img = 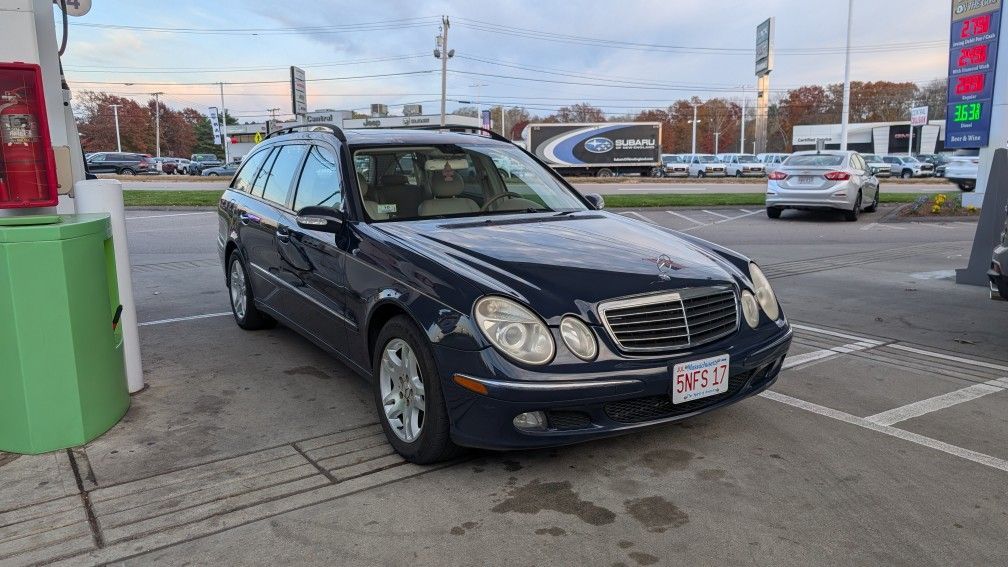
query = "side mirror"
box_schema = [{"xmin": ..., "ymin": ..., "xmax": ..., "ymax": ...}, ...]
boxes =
[
  {"xmin": 296, "ymin": 206, "xmax": 344, "ymax": 232},
  {"xmin": 583, "ymin": 193, "xmax": 605, "ymax": 210}
]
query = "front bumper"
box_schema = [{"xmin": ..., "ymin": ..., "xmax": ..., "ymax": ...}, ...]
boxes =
[{"xmin": 436, "ymin": 325, "xmax": 793, "ymax": 450}]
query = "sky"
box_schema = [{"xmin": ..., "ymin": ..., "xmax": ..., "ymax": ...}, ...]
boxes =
[{"xmin": 60, "ymin": 0, "xmax": 952, "ymax": 122}]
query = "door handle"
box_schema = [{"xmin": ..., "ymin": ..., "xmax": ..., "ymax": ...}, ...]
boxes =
[
  {"xmin": 240, "ymin": 213, "xmax": 261, "ymax": 225},
  {"xmin": 276, "ymin": 224, "xmax": 292, "ymax": 242}
]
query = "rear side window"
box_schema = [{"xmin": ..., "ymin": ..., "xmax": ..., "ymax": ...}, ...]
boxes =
[
  {"xmin": 232, "ymin": 148, "xmax": 272, "ymax": 193},
  {"xmin": 261, "ymin": 145, "xmax": 307, "ymax": 206},
  {"xmin": 293, "ymin": 145, "xmax": 342, "ymax": 211}
]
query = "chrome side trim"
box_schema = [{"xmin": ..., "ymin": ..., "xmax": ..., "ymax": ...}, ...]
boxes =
[{"xmin": 249, "ymin": 263, "xmax": 356, "ymax": 329}]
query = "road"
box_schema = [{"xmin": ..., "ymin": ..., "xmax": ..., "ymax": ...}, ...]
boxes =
[
  {"xmin": 121, "ymin": 178, "xmax": 955, "ymax": 194},
  {"xmin": 3, "ymin": 206, "xmax": 1005, "ymax": 566}
]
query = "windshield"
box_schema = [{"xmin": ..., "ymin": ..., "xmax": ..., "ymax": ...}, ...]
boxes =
[
  {"xmin": 662, "ymin": 155, "xmax": 682, "ymax": 163},
  {"xmin": 697, "ymin": 155, "xmax": 718, "ymax": 163},
  {"xmin": 784, "ymin": 154, "xmax": 846, "ymax": 167},
  {"xmin": 862, "ymin": 154, "xmax": 882, "ymax": 162},
  {"xmin": 194, "ymin": 154, "xmax": 217, "ymax": 162},
  {"xmin": 353, "ymin": 144, "xmax": 588, "ymax": 221},
  {"xmin": 737, "ymin": 154, "xmax": 758, "ymax": 162},
  {"xmin": 903, "ymin": 156, "xmax": 920, "ymax": 164}
]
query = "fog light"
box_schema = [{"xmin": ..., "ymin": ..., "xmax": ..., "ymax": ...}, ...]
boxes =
[{"xmin": 513, "ymin": 411, "xmax": 547, "ymax": 431}]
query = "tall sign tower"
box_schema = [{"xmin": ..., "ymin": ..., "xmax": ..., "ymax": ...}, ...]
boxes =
[{"xmin": 754, "ymin": 17, "xmax": 774, "ymax": 154}]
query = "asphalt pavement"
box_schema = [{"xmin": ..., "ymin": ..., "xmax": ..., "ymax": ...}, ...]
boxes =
[{"xmin": 2, "ymin": 205, "xmax": 1006, "ymax": 566}]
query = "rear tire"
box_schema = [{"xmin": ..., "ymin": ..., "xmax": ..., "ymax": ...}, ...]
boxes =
[
  {"xmin": 766, "ymin": 207, "xmax": 782, "ymax": 219},
  {"xmin": 227, "ymin": 251, "xmax": 275, "ymax": 330},
  {"xmin": 844, "ymin": 192, "xmax": 862, "ymax": 221},
  {"xmin": 373, "ymin": 316, "xmax": 462, "ymax": 464},
  {"xmin": 957, "ymin": 182, "xmax": 975, "ymax": 192},
  {"xmin": 596, "ymin": 168, "xmax": 614, "ymax": 178},
  {"xmin": 697, "ymin": 171, "xmax": 706, "ymax": 178},
  {"xmin": 118, "ymin": 168, "xmax": 136, "ymax": 176},
  {"xmin": 735, "ymin": 171, "xmax": 742, "ymax": 178}
]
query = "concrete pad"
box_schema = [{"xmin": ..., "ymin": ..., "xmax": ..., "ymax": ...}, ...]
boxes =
[
  {"xmin": 83, "ymin": 316, "xmax": 377, "ymax": 487},
  {"xmin": 896, "ymin": 389, "xmax": 1008, "ymax": 463},
  {"xmin": 772, "ymin": 352, "xmax": 972, "ymax": 418},
  {"xmin": 119, "ymin": 397, "xmax": 1008, "ymax": 566},
  {"xmin": 0, "ymin": 451, "xmax": 79, "ymax": 511},
  {"xmin": 0, "ymin": 495, "xmax": 93, "ymax": 567}
]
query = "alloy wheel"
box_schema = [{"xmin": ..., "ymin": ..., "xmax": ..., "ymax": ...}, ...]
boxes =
[
  {"xmin": 229, "ymin": 259, "xmax": 247, "ymax": 320},
  {"xmin": 379, "ymin": 338, "xmax": 426, "ymax": 442}
]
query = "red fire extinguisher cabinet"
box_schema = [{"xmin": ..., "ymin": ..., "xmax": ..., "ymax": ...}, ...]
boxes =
[{"xmin": 0, "ymin": 62, "xmax": 59, "ymax": 209}]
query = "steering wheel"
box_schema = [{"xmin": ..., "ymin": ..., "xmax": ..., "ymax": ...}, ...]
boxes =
[{"xmin": 481, "ymin": 191, "xmax": 525, "ymax": 211}]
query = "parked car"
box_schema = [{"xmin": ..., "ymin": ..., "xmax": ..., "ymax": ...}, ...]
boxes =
[
  {"xmin": 218, "ymin": 125, "xmax": 792, "ymax": 463},
  {"xmin": 765, "ymin": 150, "xmax": 880, "ymax": 221},
  {"xmin": 188, "ymin": 153, "xmax": 223, "ymax": 175},
  {"xmin": 859, "ymin": 154, "xmax": 892, "ymax": 178},
  {"xmin": 174, "ymin": 158, "xmax": 192, "ymax": 175},
  {"xmin": 85, "ymin": 152, "xmax": 156, "ymax": 175},
  {"xmin": 990, "ymin": 204, "xmax": 1008, "ymax": 300},
  {"xmin": 918, "ymin": 154, "xmax": 953, "ymax": 177},
  {"xmin": 717, "ymin": 154, "xmax": 766, "ymax": 177},
  {"xmin": 201, "ymin": 163, "xmax": 240, "ymax": 177},
  {"xmin": 757, "ymin": 153, "xmax": 789, "ymax": 174},
  {"xmin": 652, "ymin": 154, "xmax": 689, "ymax": 177},
  {"xmin": 686, "ymin": 154, "xmax": 727, "ymax": 177},
  {"xmin": 944, "ymin": 149, "xmax": 980, "ymax": 192},
  {"xmin": 882, "ymin": 155, "xmax": 934, "ymax": 178}
]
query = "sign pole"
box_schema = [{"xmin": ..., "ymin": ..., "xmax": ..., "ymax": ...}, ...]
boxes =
[
  {"xmin": 219, "ymin": 83, "xmax": 229, "ymax": 164},
  {"xmin": 754, "ymin": 17, "xmax": 774, "ymax": 154},
  {"xmin": 839, "ymin": 0, "xmax": 853, "ymax": 151}
]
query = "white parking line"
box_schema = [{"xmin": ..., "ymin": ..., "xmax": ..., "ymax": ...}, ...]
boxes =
[
  {"xmin": 887, "ymin": 344, "xmax": 1008, "ymax": 373},
  {"xmin": 760, "ymin": 390, "xmax": 1008, "ymax": 473},
  {"xmin": 701, "ymin": 209, "xmax": 732, "ymax": 220},
  {"xmin": 139, "ymin": 312, "xmax": 232, "ymax": 326},
  {"xmin": 126, "ymin": 212, "xmax": 216, "ymax": 220},
  {"xmin": 621, "ymin": 211, "xmax": 656, "ymax": 224},
  {"xmin": 864, "ymin": 378, "xmax": 1008, "ymax": 426},
  {"xmin": 665, "ymin": 210, "xmax": 706, "ymax": 226},
  {"xmin": 782, "ymin": 340, "xmax": 880, "ymax": 370},
  {"xmin": 790, "ymin": 323, "xmax": 884, "ymax": 346}
]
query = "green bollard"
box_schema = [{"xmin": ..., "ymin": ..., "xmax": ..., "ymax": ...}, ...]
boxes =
[{"xmin": 0, "ymin": 214, "xmax": 129, "ymax": 454}]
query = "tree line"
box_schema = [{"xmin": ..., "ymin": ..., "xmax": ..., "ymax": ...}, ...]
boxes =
[{"xmin": 75, "ymin": 79, "xmax": 947, "ymax": 157}]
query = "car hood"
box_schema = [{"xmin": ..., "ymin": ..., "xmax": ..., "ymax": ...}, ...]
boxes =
[{"xmin": 374, "ymin": 212, "xmax": 742, "ymax": 320}]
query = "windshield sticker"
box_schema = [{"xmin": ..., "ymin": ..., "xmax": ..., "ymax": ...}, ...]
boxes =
[{"xmin": 377, "ymin": 204, "xmax": 397, "ymax": 214}]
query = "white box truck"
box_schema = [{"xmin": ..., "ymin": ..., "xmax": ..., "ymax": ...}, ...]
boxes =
[{"xmin": 524, "ymin": 122, "xmax": 662, "ymax": 177}]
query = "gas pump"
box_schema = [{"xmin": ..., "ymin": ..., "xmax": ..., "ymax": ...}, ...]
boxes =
[{"xmin": 0, "ymin": 15, "xmax": 130, "ymax": 453}]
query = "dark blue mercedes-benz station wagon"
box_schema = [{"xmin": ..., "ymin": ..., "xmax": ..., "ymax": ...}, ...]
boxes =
[{"xmin": 217, "ymin": 124, "xmax": 792, "ymax": 463}]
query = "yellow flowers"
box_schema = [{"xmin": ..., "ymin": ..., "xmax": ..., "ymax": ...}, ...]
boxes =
[
  {"xmin": 931, "ymin": 204, "xmax": 942, "ymax": 214},
  {"xmin": 934, "ymin": 193, "xmax": 948, "ymax": 206},
  {"xmin": 967, "ymin": 205, "xmax": 977, "ymax": 213}
]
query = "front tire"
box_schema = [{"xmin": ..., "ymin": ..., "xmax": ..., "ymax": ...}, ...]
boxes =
[
  {"xmin": 373, "ymin": 316, "xmax": 461, "ymax": 464},
  {"xmin": 957, "ymin": 182, "xmax": 975, "ymax": 192},
  {"xmin": 118, "ymin": 168, "xmax": 136, "ymax": 176},
  {"xmin": 596, "ymin": 168, "xmax": 614, "ymax": 178},
  {"xmin": 901, "ymin": 170, "xmax": 912, "ymax": 179},
  {"xmin": 227, "ymin": 251, "xmax": 275, "ymax": 330},
  {"xmin": 735, "ymin": 171, "xmax": 742, "ymax": 178}
]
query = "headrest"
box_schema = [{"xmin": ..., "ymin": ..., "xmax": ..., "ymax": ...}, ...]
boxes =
[
  {"xmin": 356, "ymin": 172, "xmax": 369, "ymax": 196},
  {"xmin": 430, "ymin": 169, "xmax": 464, "ymax": 197},
  {"xmin": 380, "ymin": 173, "xmax": 408, "ymax": 186}
]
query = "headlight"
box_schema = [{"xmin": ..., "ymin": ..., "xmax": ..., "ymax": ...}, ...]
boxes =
[
  {"xmin": 560, "ymin": 316, "xmax": 597, "ymax": 360},
  {"xmin": 748, "ymin": 263, "xmax": 780, "ymax": 321},
  {"xmin": 741, "ymin": 291, "xmax": 760, "ymax": 328},
  {"xmin": 474, "ymin": 296, "xmax": 555, "ymax": 365}
]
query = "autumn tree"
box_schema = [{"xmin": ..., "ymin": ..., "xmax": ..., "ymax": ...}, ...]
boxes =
[
  {"xmin": 75, "ymin": 92, "xmax": 153, "ymax": 153},
  {"xmin": 545, "ymin": 103, "xmax": 606, "ymax": 123}
]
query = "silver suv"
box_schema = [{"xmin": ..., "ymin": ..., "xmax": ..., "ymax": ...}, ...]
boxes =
[
  {"xmin": 990, "ymin": 205, "xmax": 1008, "ymax": 300},
  {"xmin": 883, "ymin": 155, "xmax": 934, "ymax": 179}
]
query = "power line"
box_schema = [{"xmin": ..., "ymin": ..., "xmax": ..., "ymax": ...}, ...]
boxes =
[
  {"xmin": 63, "ymin": 54, "xmax": 428, "ymax": 74},
  {"xmin": 68, "ymin": 16, "xmax": 441, "ymax": 36},
  {"xmin": 67, "ymin": 69, "xmax": 437, "ymax": 87}
]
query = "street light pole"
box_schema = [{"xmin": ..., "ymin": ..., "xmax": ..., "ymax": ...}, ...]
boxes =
[
  {"xmin": 109, "ymin": 103, "xmax": 121, "ymax": 152},
  {"xmin": 839, "ymin": 0, "xmax": 854, "ymax": 151},
  {"xmin": 435, "ymin": 16, "xmax": 453, "ymax": 127},
  {"xmin": 739, "ymin": 88, "xmax": 747, "ymax": 153},
  {"xmin": 714, "ymin": 131, "xmax": 720, "ymax": 154},
  {"xmin": 689, "ymin": 102, "xmax": 702, "ymax": 155},
  {"xmin": 152, "ymin": 92, "xmax": 163, "ymax": 158}
]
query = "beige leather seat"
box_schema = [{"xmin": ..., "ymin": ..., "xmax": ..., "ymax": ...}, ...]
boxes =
[
  {"xmin": 418, "ymin": 173, "xmax": 479, "ymax": 216},
  {"xmin": 358, "ymin": 172, "xmax": 389, "ymax": 220}
]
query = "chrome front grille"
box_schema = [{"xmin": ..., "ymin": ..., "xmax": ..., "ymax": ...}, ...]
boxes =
[{"xmin": 598, "ymin": 286, "xmax": 738, "ymax": 353}]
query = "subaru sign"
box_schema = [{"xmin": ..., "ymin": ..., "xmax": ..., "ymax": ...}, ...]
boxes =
[{"xmin": 584, "ymin": 137, "xmax": 614, "ymax": 153}]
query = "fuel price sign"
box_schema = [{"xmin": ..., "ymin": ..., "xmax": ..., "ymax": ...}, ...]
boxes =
[{"xmin": 945, "ymin": 0, "xmax": 1002, "ymax": 148}]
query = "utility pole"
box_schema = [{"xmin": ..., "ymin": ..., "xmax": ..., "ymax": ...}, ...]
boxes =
[
  {"xmin": 714, "ymin": 131, "xmax": 720, "ymax": 154},
  {"xmin": 151, "ymin": 92, "xmax": 163, "ymax": 158},
  {"xmin": 689, "ymin": 102, "xmax": 702, "ymax": 155},
  {"xmin": 739, "ymin": 88, "xmax": 747, "ymax": 153},
  {"xmin": 434, "ymin": 16, "xmax": 453, "ymax": 126},
  {"xmin": 109, "ymin": 103, "xmax": 122, "ymax": 152},
  {"xmin": 219, "ymin": 82, "xmax": 229, "ymax": 163},
  {"xmin": 500, "ymin": 106, "xmax": 507, "ymax": 139},
  {"xmin": 266, "ymin": 107, "xmax": 280, "ymax": 135},
  {"xmin": 470, "ymin": 82, "xmax": 488, "ymax": 117},
  {"xmin": 839, "ymin": 0, "xmax": 854, "ymax": 150}
]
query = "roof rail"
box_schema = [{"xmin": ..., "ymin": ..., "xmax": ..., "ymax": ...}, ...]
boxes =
[
  {"xmin": 265, "ymin": 123, "xmax": 347, "ymax": 142},
  {"xmin": 409, "ymin": 125, "xmax": 516, "ymax": 146}
]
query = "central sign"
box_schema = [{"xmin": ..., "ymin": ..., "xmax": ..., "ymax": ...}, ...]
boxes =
[
  {"xmin": 755, "ymin": 18, "xmax": 775, "ymax": 76},
  {"xmin": 945, "ymin": 0, "xmax": 1002, "ymax": 148},
  {"xmin": 290, "ymin": 66, "xmax": 307, "ymax": 117}
]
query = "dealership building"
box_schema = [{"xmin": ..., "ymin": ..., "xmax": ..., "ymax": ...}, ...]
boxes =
[{"xmin": 792, "ymin": 120, "xmax": 950, "ymax": 155}]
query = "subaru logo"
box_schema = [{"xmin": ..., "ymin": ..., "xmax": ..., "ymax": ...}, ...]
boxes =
[{"xmin": 584, "ymin": 137, "xmax": 613, "ymax": 153}]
